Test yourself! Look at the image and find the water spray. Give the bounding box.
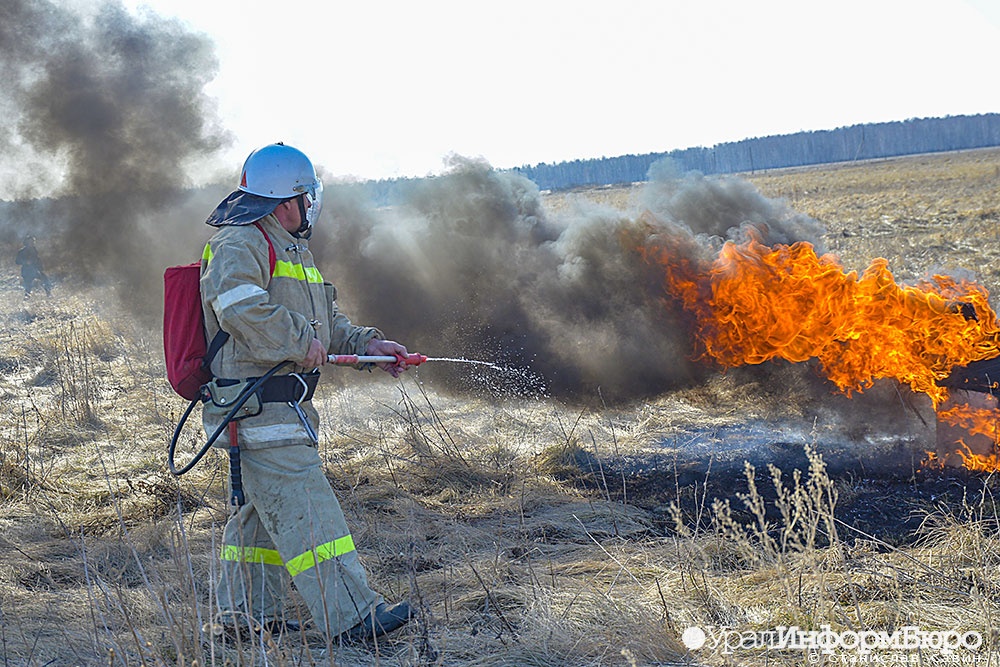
[328,353,546,397]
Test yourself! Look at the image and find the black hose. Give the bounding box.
[168,360,291,476]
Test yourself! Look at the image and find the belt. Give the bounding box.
[215,371,320,404]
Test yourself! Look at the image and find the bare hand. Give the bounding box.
[304,338,327,368]
[366,338,410,377]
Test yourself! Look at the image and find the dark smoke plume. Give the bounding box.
[316,157,830,404]
[0,0,227,318]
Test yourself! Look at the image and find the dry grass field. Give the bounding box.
[2,147,1000,666]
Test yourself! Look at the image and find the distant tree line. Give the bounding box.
[514,114,1000,191]
[348,113,1000,204]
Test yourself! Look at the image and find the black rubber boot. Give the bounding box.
[344,601,413,642]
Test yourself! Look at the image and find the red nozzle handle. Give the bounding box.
[398,353,428,366]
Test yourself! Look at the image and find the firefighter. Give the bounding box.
[200,143,413,641]
[15,236,52,298]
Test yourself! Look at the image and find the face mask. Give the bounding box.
[292,179,322,238]
[305,179,323,227]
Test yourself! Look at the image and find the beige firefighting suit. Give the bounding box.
[200,213,383,636]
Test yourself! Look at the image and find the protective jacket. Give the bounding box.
[199,214,381,449]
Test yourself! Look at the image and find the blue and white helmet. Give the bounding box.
[208,143,323,229]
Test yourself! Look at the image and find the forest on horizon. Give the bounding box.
[358,113,1000,203]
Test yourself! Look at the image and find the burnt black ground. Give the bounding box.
[561,430,998,547]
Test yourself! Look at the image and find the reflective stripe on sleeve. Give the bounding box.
[214,283,268,312]
[203,244,213,263]
[273,260,324,284]
[285,535,356,577]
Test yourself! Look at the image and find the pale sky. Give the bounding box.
[59,0,1000,184]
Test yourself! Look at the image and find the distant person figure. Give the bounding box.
[15,236,52,298]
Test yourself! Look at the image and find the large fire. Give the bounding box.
[645,233,1000,472]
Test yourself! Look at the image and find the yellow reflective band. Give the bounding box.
[220,544,284,567]
[285,534,356,577]
[273,260,324,283]
[203,244,213,263]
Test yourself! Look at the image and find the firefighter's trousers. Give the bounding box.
[216,443,380,636]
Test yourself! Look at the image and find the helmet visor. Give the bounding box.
[295,178,323,228]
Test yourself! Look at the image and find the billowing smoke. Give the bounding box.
[0,0,227,318]
[315,156,830,404]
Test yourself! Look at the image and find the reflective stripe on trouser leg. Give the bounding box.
[233,444,380,636]
[217,500,287,622]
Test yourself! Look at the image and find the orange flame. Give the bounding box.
[934,402,1000,471]
[937,403,1000,441]
[645,235,1000,471]
[923,436,1000,473]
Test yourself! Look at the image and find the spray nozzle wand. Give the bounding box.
[327,353,429,366]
